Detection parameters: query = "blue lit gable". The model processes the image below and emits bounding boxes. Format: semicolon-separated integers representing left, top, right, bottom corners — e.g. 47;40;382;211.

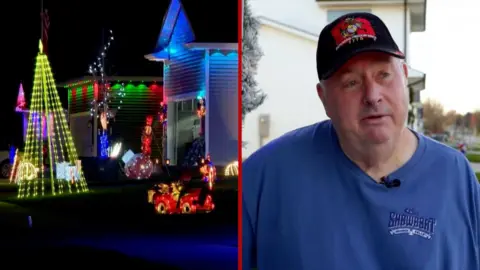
152;0;195;59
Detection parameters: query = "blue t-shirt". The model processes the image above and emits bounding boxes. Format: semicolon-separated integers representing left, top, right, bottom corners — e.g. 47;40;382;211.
242;120;480;270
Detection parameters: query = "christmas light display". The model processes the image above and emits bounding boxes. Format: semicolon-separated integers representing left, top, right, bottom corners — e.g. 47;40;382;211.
123;116;155;179
196;97;206;118
224;161;239;176
88;29;117;121
200;154;216;190
158;102;167;164
124;153;153;179
149;180;215;214
15;41;89;198
15;83;27;112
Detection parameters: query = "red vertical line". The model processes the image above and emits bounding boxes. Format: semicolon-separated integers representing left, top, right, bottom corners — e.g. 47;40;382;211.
237;0;243;269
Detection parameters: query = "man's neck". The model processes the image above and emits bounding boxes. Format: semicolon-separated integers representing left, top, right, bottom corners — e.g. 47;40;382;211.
339;128;418;182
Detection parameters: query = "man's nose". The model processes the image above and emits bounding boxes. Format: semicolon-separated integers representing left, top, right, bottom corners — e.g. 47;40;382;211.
362;81;382;106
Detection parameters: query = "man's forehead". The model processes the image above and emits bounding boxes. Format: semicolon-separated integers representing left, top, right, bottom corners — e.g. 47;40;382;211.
337;52;393;74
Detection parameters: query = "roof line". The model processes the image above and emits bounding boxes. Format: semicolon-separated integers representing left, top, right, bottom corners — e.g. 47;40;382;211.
57;76;164;88
258;16;318;41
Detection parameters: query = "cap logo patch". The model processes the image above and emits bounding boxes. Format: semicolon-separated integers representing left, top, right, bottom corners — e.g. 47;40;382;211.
331;17;377;50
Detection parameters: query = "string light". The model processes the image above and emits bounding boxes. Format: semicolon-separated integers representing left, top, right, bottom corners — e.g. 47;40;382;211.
88;29;117;120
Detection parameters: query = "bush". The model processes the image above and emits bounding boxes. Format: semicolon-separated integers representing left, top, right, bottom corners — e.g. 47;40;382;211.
466;154;480;163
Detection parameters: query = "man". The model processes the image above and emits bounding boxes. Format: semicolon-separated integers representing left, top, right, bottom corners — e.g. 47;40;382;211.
242;12;479;270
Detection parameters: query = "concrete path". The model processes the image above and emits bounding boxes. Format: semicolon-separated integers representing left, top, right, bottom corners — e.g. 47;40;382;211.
470;162;480;173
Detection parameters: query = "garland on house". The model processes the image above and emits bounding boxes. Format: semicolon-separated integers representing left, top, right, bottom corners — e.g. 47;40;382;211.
242;0;266;123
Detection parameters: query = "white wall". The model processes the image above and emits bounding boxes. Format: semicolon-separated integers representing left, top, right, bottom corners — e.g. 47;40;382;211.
243;0;413;158
243;25;328;158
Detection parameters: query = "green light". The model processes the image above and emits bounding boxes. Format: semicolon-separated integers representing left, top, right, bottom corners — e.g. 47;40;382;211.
16;44;89;199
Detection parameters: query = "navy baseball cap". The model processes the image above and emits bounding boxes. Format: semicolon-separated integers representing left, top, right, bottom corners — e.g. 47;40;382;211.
316;12;405;81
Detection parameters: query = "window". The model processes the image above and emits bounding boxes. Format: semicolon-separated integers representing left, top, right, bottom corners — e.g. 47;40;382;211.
327;9;372;23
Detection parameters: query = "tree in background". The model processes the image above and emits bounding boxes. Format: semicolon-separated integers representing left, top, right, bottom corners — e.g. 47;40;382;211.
474;110;480;134
422;99;446;133
242;0;266;122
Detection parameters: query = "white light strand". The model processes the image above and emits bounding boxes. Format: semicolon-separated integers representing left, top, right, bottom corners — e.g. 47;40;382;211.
88;29;116;119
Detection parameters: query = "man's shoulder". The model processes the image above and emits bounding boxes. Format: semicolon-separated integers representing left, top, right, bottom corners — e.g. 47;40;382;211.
244;120;332;167
420;134;477;186
421;134;468;163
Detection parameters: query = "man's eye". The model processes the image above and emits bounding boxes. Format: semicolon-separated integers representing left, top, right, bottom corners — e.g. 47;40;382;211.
343;80;358;88
380;72;391;78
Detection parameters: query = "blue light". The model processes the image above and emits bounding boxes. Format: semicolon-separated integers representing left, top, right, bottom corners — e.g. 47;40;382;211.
99;133;109;159
9;146;16;164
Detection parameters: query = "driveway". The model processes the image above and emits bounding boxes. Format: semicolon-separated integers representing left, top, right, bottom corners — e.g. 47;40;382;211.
470;162;480;173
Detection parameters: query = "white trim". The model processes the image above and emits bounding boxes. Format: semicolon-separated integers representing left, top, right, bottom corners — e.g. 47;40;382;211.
258;17;318;42
205;49;210;157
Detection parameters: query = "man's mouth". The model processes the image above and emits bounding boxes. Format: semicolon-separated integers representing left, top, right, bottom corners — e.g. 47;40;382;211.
362;115;387;122
364;115;384;119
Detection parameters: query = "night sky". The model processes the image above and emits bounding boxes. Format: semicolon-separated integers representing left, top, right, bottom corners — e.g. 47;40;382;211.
2;0;238;149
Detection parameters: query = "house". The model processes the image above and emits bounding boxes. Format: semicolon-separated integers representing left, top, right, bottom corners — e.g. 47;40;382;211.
59;76;164;159
145;0;238;166
243;0;427;158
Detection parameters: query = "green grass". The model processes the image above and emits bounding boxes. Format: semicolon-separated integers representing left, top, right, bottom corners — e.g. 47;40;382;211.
476;172;480;182
467;153;480;163
0;177;238;230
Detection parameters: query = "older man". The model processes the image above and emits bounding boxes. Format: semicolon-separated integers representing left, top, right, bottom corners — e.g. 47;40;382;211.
242;12;479;270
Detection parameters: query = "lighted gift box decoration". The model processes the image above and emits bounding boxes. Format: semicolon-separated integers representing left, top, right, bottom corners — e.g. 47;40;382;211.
55;160;82;183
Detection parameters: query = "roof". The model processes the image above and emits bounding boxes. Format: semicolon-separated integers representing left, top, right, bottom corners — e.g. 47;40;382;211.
156;0;238;49
57;76;163;88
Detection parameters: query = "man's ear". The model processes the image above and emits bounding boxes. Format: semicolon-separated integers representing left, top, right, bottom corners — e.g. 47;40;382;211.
316;82;329;116
402;62;408;79
317;82;326;103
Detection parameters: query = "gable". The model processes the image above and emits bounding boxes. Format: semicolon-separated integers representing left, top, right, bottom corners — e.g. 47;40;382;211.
154;0;195;53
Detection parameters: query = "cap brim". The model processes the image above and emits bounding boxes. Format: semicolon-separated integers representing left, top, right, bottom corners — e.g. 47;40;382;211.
321;46;406;80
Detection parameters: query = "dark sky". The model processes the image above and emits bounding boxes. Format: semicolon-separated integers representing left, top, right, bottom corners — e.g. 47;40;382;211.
2;0;238;149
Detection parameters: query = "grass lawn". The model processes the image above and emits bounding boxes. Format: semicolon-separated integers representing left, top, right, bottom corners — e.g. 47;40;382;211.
476;172;480;181
467;153;480;163
0;177;238;231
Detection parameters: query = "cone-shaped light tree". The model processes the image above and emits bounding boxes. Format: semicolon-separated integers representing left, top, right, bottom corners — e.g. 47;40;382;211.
16;41;89;198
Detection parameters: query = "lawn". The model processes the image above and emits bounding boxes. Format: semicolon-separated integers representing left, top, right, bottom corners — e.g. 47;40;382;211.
476;172;480;181
467;153;480;163
0;177;238;269
0;176;238;231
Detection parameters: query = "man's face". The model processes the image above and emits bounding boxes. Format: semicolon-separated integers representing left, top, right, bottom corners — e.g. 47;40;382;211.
317;52;409;144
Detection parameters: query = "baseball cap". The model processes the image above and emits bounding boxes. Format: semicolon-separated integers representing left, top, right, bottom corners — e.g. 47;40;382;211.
316;12;405;81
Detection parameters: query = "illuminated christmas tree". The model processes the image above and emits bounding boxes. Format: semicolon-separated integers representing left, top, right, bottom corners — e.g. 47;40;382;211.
16;41;89;198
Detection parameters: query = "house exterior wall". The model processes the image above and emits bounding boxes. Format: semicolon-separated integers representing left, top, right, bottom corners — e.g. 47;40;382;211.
243;0;419;158
207;50;238;166
249;0;411;60
163;7;204;99
66;81;163;158
243;25;327;158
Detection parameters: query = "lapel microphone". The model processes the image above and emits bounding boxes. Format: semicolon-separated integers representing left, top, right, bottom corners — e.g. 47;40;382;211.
380;176;401;188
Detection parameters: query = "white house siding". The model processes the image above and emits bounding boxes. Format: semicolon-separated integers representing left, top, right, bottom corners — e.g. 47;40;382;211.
243;25;328;158
243;0;419;158
207;51;239;166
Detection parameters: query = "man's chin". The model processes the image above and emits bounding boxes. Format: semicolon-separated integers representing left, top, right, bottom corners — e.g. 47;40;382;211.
362;129;392;145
